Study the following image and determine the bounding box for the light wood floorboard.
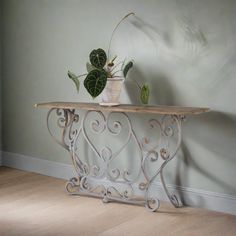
[0,167,236,236]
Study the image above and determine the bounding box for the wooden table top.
[35,102,209,115]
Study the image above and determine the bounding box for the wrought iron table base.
[47,108,184,212]
[65,172,181,211]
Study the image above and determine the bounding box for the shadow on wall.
[124,66,144,105]
[122,14,177,105]
[174,111,236,198]
[130,14,208,62]
[185,111,236,162]
[119,10,236,199]
[123,14,209,106]
[130,15,174,53]
[150,72,175,105]
[125,67,176,105]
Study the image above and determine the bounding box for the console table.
[35,102,209,211]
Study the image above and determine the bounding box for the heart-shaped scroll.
[79,111,143,182]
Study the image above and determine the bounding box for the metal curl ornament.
[46,107,185,212]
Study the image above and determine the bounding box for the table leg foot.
[65,177,80,194]
[145,197,160,212]
[160,170,182,208]
[102,195,110,203]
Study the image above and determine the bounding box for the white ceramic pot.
[100,77,124,106]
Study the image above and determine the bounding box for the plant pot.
[99,77,124,106]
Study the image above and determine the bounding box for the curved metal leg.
[158,115,183,208]
[160,169,181,207]
[65,177,81,194]
[142,115,184,210]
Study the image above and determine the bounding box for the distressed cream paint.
[1,0,236,195]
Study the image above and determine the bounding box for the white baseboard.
[2,151,76,179]
[1,151,236,215]
[154,182,236,216]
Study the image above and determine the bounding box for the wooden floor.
[0,167,236,236]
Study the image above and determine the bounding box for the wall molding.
[2,151,76,179]
[1,151,236,215]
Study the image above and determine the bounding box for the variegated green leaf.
[140,84,150,104]
[84,69,107,98]
[68,70,80,93]
[123,61,133,78]
[89,48,107,69]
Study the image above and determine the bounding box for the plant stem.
[107,12,135,60]
[77,73,88,79]
[131,78,142,90]
[110,61,124,72]
[108,55,117,65]
[111,69,123,77]
[107,55,117,69]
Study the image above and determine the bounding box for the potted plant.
[68,13,150,105]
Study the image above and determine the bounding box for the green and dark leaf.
[68,70,80,93]
[123,61,133,78]
[140,84,150,104]
[89,48,107,69]
[84,69,107,98]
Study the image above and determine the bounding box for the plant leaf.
[68,70,80,93]
[86,62,97,73]
[140,84,150,104]
[89,48,107,69]
[123,61,133,78]
[84,69,107,98]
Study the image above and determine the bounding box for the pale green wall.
[2,0,236,195]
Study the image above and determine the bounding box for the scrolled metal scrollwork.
[106,185,133,200]
[65,177,80,194]
[142,115,183,209]
[48,107,184,211]
[76,111,143,184]
[105,112,143,184]
[145,196,160,212]
[160,148,170,160]
[91,165,100,177]
[47,108,77,150]
[47,108,88,177]
[90,111,106,134]
[106,113,123,136]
